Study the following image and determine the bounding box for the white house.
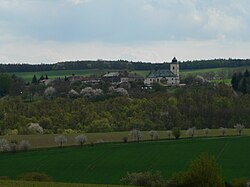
[144,57,180,86]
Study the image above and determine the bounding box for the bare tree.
[75,135,87,147]
[129,129,142,143]
[186,127,196,138]
[19,140,31,151]
[55,135,67,147]
[234,123,245,136]
[219,127,227,136]
[203,128,210,136]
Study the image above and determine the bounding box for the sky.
[0,0,250,64]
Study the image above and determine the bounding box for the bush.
[167,153,224,187]
[121,171,166,187]
[54,135,67,147]
[17,172,52,182]
[172,127,181,139]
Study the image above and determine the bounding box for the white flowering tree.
[203,128,210,136]
[234,124,245,136]
[75,134,87,147]
[129,129,142,143]
[219,127,227,136]
[19,140,31,151]
[148,130,159,140]
[28,123,43,134]
[44,86,56,99]
[68,89,79,98]
[0,139,10,152]
[80,87,103,98]
[55,135,67,147]
[186,127,196,138]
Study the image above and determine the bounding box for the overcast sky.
[0,0,250,63]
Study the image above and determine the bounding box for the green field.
[0,136,249,184]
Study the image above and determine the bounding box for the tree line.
[0,83,250,135]
[1,58,250,73]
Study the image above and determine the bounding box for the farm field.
[9,66,250,82]
[0,136,250,184]
[0,180,132,187]
[1,129,250,149]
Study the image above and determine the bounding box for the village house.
[144,57,180,86]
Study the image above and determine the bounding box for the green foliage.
[85,118,113,133]
[167,153,224,187]
[17,172,52,182]
[120,171,166,187]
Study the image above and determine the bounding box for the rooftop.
[148,69,177,78]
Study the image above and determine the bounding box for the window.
[173,66,175,70]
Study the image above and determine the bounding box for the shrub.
[17,172,52,182]
[9,142,17,153]
[19,140,31,151]
[167,153,224,187]
[203,128,210,136]
[121,171,166,187]
[172,127,181,139]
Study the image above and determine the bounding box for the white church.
[144,57,180,86]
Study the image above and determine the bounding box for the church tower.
[170,57,180,85]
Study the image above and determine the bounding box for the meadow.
[0,135,250,184]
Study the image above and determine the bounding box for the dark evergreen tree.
[244,69,250,77]
[231,73,238,91]
[45,75,48,79]
[39,75,45,81]
[31,75,38,85]
[238,77,247,94]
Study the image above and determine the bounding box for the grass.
[1,129,250,148]
[0,180,132,187]
[0,135,250,184]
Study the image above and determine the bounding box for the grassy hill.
[0,136,249,184]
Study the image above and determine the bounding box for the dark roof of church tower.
[171,57,178,64]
